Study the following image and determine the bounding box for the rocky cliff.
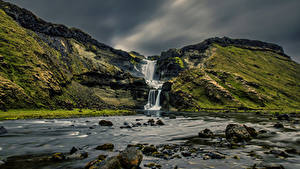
[0,1,148,110]
[158,37,300,111]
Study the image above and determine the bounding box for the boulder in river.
[273,122,284,128]
[99,120,113,126]
[0,126,7,135]
[225,124,253,143]
[198,128,214,138]
[142,145,158,155]
[156,119,165,126]
[95,143,114,151]
[118,147,143,169]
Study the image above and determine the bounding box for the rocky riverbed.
[0,111,299,169]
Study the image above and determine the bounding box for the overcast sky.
[8,0,300,62]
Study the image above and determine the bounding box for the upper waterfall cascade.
[142,59,164,110]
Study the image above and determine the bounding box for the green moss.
[0,109,136,121]
[173,57,184,68]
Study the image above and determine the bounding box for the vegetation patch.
[0,109,136,121]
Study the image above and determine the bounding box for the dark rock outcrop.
[95,143,114,151]
[0,126,7,135]
[198,128,214,138]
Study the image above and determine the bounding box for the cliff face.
[158,37,300,111]
[0,1,148,110]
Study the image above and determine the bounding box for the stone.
[99,120,113,126]
[118,147,143,169]
[95,143,114,151]
[156,119,165,125]
[51,153,65,161]
[243,125,258,138]
[96,156,122,169]
[144,162,162,168]
[70,147,78,154]
[142,146,158,155]
[204,151,226,159]
[198,128,214,138]
[225,124,252,143]
[274,123,284,128]
[277,114,290,121]
[0,126,7,135]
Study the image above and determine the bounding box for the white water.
[142,59,163,110]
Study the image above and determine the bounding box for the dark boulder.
[156,119,165,126]
[95,143,114,151]
[243,125,258,138]
[99,120,113,126]
[274,123,284,128]
[225,124,252,143]
[198,128,214,138]
[0,126,7,135]
[277,114,290,121]
[70,147,78,154]
[142,146,158,155]
[118,147,143,169]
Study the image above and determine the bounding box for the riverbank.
[0,109,136,121]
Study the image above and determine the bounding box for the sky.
[8,0,300,62]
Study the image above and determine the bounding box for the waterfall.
[142,59,163,110]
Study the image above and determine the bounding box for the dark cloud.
[8,0,300,62]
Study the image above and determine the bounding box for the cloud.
[8,0,300,62]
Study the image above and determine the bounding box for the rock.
[204,151,226,159]
[285,148,300,155]
[70,147,78,154]
[95,143,114,151]
[274,123,284,128]
[0,126,7,135]
[99,120,113,126]
[243,125,258,138]
[225,124,252,143]
[66,151,88,160]
[277,114,290,121]
[169,114,176,119]
[198,128,214,138]
[254,163,286,169]
[95,156,122,169]
[268,150,290,158]
[51,153,65,161]
[144,162,162,168]
[142,146,158,155]
[118,147,143,169]
[148,119,155,125]
[181,151,192,157]
[120,125,132,129]
[156,119,165,125]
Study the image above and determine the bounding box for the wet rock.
[0,126,7,135]
[95,156,122,169]
[70,147,78,154]
[243,125,258,138]
[277,114,290,121]
[136,119,143,121]
[85,155,107,169]
[95,143,114,151]
[268,150,290,158]
[142,146,158,155]
[198,128,214,138]
[181,151,192,157]
[120,125,132,129]
[66,151,88,160]
[99,120,113,126]
[273,123,284,128]
[254,163,286,169]
[169,114,176,119]
[156,119,165,125]
[51,153,65,161]
[127,144,144,150]
[203,151,226,160]
[118,147,143,169]
[225,124,252,143]
[285,148,300,155]
[144,162,162,168]
[148,119,155,125]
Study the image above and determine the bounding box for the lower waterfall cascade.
[142,59,163,110]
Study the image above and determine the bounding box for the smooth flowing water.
[0,112,299,169]
[142,59,163,110]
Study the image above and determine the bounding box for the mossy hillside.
[166,44,300,111]
[0,8,148,110]
[0,109,136,121]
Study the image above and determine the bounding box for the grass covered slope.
[162,41,300,111]
[0,2,148,111]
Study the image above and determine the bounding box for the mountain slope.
[0,1,148,110]
[159,37,300,111]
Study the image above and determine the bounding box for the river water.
[0,111,299,169]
